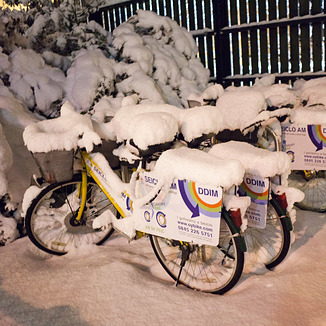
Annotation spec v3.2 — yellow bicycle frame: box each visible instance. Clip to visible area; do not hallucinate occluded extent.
[75,155,88,222]
[76,150,127,221]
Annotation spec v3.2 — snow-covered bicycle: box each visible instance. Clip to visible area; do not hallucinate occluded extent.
[188,84,306,270]
[256,106,326,213]
[208,140,301,270]
[23,105,248,295]
[193,76,326,213]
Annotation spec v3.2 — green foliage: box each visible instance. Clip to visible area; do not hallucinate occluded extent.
[3,0,53,10]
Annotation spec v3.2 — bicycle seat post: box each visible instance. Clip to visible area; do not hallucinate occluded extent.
[121,165,130,183]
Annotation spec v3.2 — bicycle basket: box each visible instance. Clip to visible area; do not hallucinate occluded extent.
[32,150,74,183]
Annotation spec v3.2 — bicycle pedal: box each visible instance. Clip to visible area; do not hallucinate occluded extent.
[134,231,145,240]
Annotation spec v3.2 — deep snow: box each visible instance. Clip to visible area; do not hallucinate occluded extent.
[0,208,325,326]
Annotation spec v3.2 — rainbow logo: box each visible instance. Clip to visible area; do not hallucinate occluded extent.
[126,196,133,212]
[308,125,326,151]
[144,210,151,222]
[156,212,167,228]
[238,181,268,205]
[286,150,295,163]
[178,180,222,218]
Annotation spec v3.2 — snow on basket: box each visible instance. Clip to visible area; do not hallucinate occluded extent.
[23,101,101,183]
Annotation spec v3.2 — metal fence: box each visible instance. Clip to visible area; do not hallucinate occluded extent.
[90,0,326,85]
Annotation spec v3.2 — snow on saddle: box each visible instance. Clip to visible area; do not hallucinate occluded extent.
[209,141,291,180]
[153,146,245,190]
[110,103,223,157]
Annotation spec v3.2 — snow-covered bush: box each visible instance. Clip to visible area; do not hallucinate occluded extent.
[25,2,112,58]
[8,48,66,116]
[0,213,19,246]
[65,49,116,112]
[0,81,39,243]
[62,10,211,114]
[111,10,210,108]
[0,8,29,53]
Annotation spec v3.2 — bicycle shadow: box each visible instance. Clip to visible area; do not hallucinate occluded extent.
[235,208,326,289]
[289,208,326,253]
[0,277,89,326]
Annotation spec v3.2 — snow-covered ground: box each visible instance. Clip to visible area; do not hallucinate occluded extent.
[0,208,325,326]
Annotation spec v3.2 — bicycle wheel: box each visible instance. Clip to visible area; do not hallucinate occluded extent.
[288,170,326,212]
[150,216,244,294]
[25,175,116,255]
[243,203,291,270]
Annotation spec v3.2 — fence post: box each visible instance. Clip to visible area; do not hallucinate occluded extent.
[89,9,102,25]
[213,0,231,85]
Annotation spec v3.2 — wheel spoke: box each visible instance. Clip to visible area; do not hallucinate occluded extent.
[25,176,116,255]
[243,204,291,269]
[150,216,244,294]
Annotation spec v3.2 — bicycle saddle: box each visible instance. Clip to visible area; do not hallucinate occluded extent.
[154,146,245,190]
[209,141,291,179]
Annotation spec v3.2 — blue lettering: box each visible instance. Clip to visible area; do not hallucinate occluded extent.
[211,190,219,197]
[246,178,265,187]
[198,187,218,197]
[144,176,158,185]
[282,126,296,132]
[94,166,106,180]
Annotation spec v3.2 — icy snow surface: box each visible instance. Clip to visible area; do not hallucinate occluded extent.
[0,209,325,326]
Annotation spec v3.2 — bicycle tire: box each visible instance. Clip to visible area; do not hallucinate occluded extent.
[25,174,116,255]
[149,214,244,294]
[288,170,326,212]
[243,203,291,270]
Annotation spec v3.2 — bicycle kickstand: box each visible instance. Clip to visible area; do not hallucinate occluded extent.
[175,244,190,287]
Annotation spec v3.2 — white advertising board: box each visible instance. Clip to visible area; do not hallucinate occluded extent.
[238,173,269,229]
[282,123,326,170]
[135,171,222,246]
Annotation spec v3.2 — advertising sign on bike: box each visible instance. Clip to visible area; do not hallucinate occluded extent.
[282,122,326,170]
[136,171,222,246]
[238,173,269,229]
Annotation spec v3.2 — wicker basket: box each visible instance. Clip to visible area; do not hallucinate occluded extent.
[32,150,74,183]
